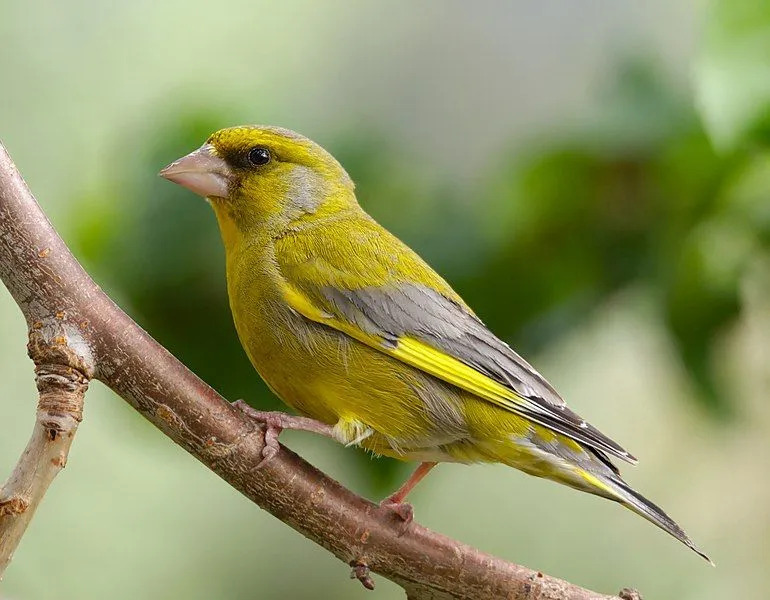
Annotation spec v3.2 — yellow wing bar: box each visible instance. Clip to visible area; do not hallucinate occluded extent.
[282,281,634,463]
[283,282,535,413]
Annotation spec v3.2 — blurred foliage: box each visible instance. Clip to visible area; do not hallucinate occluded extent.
[464,61,762,416]
[696,0,770,150]
[71,59,769,492]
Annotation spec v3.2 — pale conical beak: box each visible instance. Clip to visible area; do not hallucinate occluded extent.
[159,143,232,198]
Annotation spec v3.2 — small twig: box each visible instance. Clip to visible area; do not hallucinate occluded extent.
[350,559,376,591]
[0,330,92,576]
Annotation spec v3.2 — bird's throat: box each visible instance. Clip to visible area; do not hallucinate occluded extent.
[210,200,246,253]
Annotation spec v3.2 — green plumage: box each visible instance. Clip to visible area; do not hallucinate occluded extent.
[164,125,711,563]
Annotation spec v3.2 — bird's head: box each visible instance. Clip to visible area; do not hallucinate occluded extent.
[160,125,356,236]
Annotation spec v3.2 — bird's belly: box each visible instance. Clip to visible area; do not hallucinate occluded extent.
[234,300,470,457]
[233,298,587,478]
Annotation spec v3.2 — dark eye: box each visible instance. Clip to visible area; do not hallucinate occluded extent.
[247,147,271,166]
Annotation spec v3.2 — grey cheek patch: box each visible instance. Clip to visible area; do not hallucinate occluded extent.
[286,166,326,214]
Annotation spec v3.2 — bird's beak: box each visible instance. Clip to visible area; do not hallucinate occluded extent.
[159,143,231,199]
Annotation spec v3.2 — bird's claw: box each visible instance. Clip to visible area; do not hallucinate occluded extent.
[232,401,337,468]
[378,499,414,535]
[232,399,267,421]
[257,423,282,468]
[232,400,284,468]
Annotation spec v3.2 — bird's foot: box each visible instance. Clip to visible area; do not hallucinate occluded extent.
[378,496,415,535]
[375,461,436,534]
[232,400,335,468]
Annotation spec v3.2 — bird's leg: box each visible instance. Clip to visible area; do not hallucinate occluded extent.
[379,461,437,527]
[233,400,336,467]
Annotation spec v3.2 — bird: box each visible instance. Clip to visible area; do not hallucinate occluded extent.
[160,124,711,563]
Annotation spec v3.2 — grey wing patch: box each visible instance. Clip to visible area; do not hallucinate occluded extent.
[322,283,636,465]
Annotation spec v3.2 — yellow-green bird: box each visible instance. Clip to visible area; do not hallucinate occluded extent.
[160,125,710,562]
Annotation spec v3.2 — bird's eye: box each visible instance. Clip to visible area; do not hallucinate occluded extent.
[247,147,271,166]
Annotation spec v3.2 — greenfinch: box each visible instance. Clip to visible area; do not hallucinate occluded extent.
[160,125,710,562]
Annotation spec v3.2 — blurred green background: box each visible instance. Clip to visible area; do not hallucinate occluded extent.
[1,1,769,599]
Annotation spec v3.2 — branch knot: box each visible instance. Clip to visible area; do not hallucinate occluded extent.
[0,497,30,517]
[26,325,93,426]
[35,363,89,423]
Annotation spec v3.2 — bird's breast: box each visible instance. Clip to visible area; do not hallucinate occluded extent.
[225,246,366,428]
[223,241,471,454]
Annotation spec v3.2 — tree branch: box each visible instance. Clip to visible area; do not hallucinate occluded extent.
[0,139,635,599]
[0,357,89,577]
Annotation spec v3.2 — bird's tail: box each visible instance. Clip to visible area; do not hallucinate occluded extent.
[585,470,713,564]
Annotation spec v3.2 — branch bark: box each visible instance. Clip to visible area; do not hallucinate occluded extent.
[0,140,635,599]
[0,357,89,577]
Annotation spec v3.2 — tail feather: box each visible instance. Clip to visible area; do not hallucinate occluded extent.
[604,475,714,565]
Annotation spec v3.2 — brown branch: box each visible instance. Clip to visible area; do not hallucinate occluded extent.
[0,353,90,577]
[0,139,635,599]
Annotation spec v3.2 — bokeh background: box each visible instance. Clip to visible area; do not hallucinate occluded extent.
[1,1,769,599]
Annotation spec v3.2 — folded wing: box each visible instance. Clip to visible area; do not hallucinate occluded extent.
[276,219,636,464]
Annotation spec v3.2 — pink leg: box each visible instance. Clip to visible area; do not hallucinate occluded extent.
[380,461,437,526]
[233,400,336,467]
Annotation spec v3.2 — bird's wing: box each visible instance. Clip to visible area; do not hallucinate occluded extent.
[275,217,636,464]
